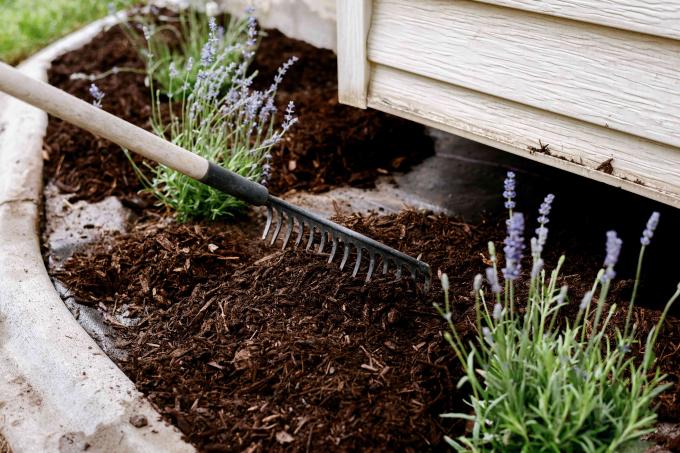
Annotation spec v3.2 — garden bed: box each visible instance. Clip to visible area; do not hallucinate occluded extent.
[40,17,680,453]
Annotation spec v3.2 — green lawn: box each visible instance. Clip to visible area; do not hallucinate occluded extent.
[0,0,131,64]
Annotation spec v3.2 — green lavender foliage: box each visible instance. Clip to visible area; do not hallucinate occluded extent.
[126,8,297,221]
[436,178,680,452]
[124,6,249,98]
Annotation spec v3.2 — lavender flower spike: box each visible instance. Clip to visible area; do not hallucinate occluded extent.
[531,258,544,279]
[89,83,105,108]
[473,274,483,292]
[537,194,555,225]
[602,230,622,282]
[640,211,660,246]
[503,171,516,210]
[531,194,555,258]
[486,267,501,294]
[502,212,525,281]
[579,290,593,311]
[492,303,503,320]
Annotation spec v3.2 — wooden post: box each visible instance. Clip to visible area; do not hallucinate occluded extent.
[337,0,372,108]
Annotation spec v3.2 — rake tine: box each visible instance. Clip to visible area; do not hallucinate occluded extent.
[294,219,305,248]
[339,241,351,271]
[318,229,327,254]
[328,235,338,263]
[306,225,316,251]
[352,247,363,278]
[282,211,294,249]
[366,253,376,282]
[270,207,284,246]
[266,197,431,291]
[262,204,273,240]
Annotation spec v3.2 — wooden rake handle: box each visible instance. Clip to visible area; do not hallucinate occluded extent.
[0,61,269,205]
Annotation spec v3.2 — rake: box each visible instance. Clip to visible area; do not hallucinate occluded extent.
[0,61,431,289]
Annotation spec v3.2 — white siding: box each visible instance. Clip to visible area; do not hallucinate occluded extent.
[473,0,680,40]
[337,0,680,208]
[368,0,680,149]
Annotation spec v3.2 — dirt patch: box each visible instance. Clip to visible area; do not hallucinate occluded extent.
[43,25,433,207]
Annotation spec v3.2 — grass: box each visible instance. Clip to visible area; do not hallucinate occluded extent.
[0,0,132,64]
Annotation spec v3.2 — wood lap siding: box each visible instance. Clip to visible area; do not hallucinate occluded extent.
[337,0,680,208]
[368,65,680,206]
[472,0,680,41]
[368,0,680,149]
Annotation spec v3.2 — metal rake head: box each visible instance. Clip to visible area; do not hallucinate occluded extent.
[262,196,431,291]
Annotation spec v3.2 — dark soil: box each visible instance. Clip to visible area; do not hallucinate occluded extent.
[43,25,433,208]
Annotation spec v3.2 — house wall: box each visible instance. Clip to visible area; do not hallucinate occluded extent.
[338,0,680,208]
[219,0,336,50]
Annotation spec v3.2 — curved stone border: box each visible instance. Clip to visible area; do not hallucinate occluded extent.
[0,15,193,453]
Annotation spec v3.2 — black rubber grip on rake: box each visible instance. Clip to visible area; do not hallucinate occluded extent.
[200,162,269,206]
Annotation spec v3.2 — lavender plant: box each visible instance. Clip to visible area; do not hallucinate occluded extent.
[128,10,297,220]
[124,5,252,98]
[436,172,680,452]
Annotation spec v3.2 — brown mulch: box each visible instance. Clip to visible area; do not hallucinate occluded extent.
[53,209,680,452]
[45,25,154,209]
[56,211,484,452]
[250,29,433,194]
[43,24,433,207]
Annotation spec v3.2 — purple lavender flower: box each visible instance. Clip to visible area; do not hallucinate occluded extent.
[185,57,194,72]
[579,290,593,311]
[640,211,660,246]
[200,19,219,67]
[482,327,494,345]
[502,212,525,281]
[531,258,544,279]
[200,43,215,67]
[537,194,555,224]
[283,101,298,130]
[473,274,482,292]
[89,83,105,108]
[492,303,503,320]
[531,194,555,258]
[169,62,178,79]
[503,171,516,210]
[485,267,501,294]
[142,25,152,41]
[269,56,299,93]
[556,285,568,304]
[602,230,622,282]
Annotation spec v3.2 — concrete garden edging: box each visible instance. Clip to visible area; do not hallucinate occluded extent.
[0,15,193,453]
